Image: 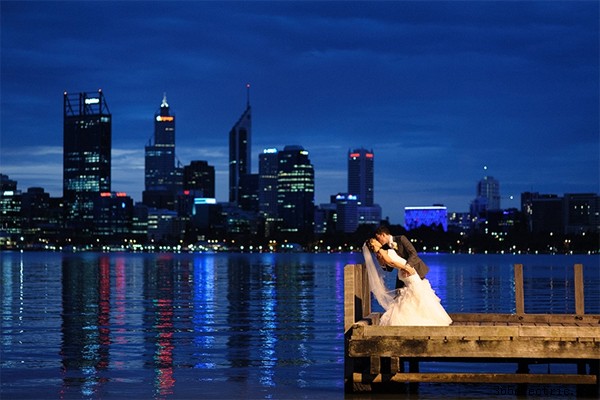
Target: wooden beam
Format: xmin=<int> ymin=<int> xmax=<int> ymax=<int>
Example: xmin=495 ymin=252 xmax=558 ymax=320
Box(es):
xmin=449 ymin=312 xmax=600 ymax=324
xmin=353 ymin=324 xmax=600 ymax=339
xmin=353 ymin=372 xmax=597 ymax=385
xmin=359 ymin=324 xmax=521 ymax=338
xmin=359 ymin=264 xmax=371 ymax=320
xmin=514 ymin=264 xmax=524 ymax=315
xmin=370 ymin=356 xmax=381 ymax=375
xmin=518 ymin=325 xmax=600 ymax=338
xmin=574 ymin=263 xmax=585 ymax=315
xmin=348 ymin=336 xmax=600 ymax=359
xmin=344 ymin=264 xmax=357 ymax=333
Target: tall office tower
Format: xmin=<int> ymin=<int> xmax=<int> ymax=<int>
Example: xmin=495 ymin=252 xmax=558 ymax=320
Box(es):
xmin=143 ymin=94 xmax=182 ymax=210
xmin=183 ymin=160 xmax=215 ymax=198
xmin=277 ymin=145 xmax=315 ymax=236
xmin=63 ymin=90 xmax=111 ymax=235
xmin=258 ymin=148 xmax=279 ymax=237
xmin=348 ymin=148 xmax=374 ymax=206
xmin=470 ymin=175 xmax=501 ymax=218
xmin=229 ymin=85 xmax=252 ymax=204
xmin=477 ymin=175 xmax=501 ymax=211
xmin=258 ymin=148 xmax=279 ymax=218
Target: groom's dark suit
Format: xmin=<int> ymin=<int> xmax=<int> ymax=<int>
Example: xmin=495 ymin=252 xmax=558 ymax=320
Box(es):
xmin=380 ymin=235 xmax=429 ymax=289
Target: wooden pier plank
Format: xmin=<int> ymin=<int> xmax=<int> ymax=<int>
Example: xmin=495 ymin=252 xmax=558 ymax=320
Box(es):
xmin=353 ymin=372 xmax=597 ymax=385
xmin=518 ymin=325 xmax=600 ymax=338
xmin=358 ymin=324 xmax=521 ymax=338
xmin=348 ymin=336 xmax=600 ymax=359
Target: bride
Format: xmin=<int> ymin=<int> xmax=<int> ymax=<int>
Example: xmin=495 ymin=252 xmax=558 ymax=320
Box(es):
xmin=362 ymin=238 xmax=452 ymax=326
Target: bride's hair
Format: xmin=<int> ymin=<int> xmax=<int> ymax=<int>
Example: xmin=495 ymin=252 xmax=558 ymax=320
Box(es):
xmin=364 ymin=238 xmax=377 ymax=253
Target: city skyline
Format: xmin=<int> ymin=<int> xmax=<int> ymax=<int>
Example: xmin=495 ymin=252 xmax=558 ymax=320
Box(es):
xmin=1 ymin=1 xmax=598 ymax=224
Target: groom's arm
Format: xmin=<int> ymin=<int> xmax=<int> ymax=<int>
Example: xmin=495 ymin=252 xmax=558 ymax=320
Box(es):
xmin=397 ymin=235 xmax=430 ymax=278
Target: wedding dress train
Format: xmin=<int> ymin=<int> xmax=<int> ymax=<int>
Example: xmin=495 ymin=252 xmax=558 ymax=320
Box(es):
xmin=379 ymin=272 xmax=452 ymax=326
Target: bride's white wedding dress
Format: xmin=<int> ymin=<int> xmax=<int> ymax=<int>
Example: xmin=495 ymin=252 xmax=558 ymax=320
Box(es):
xmin=362 ymin=244 xmax=452 ymax=327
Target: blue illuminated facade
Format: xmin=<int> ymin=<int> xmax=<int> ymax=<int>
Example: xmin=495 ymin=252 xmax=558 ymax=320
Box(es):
xmin=404 ymin=206 xmax=448 ymax=231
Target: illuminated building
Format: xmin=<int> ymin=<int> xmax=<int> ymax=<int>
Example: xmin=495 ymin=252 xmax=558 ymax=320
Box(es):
xmin=404 ymin=206 xmax=448 ymax=231
xmin=471 ymin=175 xmax=501 ymax=216
xmin=63 ymin=90 xmax=111 ymax=238
xmin=357 ymin=204 xmax=382 ymax=226
xmin=448 ymin=211 xmax=471 ymax=234
xmin=564 ymin=193 xmax=599 ymax=234
xmin=143 ymin=94 xmax=182 ymax=210
xmin=348 ymin=148 xmax=374 ymax=206
xmin=521 ymin=192 xmax=562 ymax=234
xmin=93 ymin=192 xmax=133 ymax=243
xmin=334 ymin=193 xmax=359 ymax=233
xmin=239 ymin=173 xmax=259 ymax=212
xmin=147 ymin=208 xmax=182 ymax=244
xmin=259 ymin=148 xmax=278 ymax=216
xmin=277 ymin=145 xmax=315 ymax=236
xmin=229 ymin=85 xmax=252 ymax=204
xmin=348 ymin=148 xmax=381 ymax=226
xmin=523 ymin=192 xmax=600 ymax=235
xmin=189 ymin=197 xmax=219 ymax=234
xmin=0 ymin=174 xmax=21 ymax=237
xmin=258 ymin=149 xmax=279 ymax=236
xmin=183 ymin=160 xmax=215 ymax=198
xmin=20 ymin=187 xmax=50 ymax=238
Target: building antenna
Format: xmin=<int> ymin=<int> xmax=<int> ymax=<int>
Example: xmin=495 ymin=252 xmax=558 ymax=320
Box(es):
xmin=246 ymin=83 xmax=251 ymax=108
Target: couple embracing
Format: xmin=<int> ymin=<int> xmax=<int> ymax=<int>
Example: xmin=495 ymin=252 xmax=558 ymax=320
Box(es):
xmin=362 ymin=226 xmax=452 ymax=327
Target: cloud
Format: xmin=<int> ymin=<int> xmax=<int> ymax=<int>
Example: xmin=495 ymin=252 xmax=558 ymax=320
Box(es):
xmin=1 ymin=1 xmax=597 ymax=224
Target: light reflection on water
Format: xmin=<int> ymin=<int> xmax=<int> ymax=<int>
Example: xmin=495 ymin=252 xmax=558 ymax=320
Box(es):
xmin=1 ymin=252 xmax=598 ymax=399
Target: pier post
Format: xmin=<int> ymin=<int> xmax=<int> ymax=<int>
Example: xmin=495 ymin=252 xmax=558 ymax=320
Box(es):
xmin=514 ymin=264 xmax=524 ymax=315
xmin=574 ymin=264 xmax=584 ymax=315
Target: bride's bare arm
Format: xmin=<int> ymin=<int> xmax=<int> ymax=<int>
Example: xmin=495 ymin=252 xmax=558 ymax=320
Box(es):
xmin=369 ymin=239 xmax=416 ymax=275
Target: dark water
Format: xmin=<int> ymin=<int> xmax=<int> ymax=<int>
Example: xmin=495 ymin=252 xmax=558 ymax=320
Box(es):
xmin=1 ymin=252 xmax=598 ymax=399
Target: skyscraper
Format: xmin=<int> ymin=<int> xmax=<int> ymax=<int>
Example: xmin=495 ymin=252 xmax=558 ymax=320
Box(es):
xmin=143 ymin=94 xmax=182 ymax=210
xmin=277 ymin=145 xmax=315 ymax=236
xmin=63 ymin=90 xmax=111 ymax=234
xmin=258 ymin=148 xmax=279 ymax=218
xmin=258 ymin=148 xmax=279 ymax=237
xmin=229 ymin=85 xmax=251 ymax=204
xmin=477 ymin=176 xmax=500 ymax=211
xmin=183 ymin=160 xmax=215 ymax=198
xmin=348 ymin=148 xmax=374 ymax=206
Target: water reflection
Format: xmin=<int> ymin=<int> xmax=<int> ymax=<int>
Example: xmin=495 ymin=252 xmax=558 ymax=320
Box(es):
xmin=192 ymin=255 xmax=216 ymax=369
xmin=60 ymin=254 xmax=111 ymax=397
xmin=1 ymin=251 xmax=595 ymax=399
xmin=143 ymin=254 xmax=176 ymax=397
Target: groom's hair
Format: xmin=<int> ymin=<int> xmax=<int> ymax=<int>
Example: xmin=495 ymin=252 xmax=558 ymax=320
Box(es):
xmin=374 ymin=225 xmax=391 ymax=236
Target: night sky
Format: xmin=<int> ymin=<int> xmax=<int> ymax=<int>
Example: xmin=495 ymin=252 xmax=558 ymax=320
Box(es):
xmin=1 ymin=1 xmax=598 ymax=224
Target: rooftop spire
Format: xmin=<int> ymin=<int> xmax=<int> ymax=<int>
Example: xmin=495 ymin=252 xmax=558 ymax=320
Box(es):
xmin=246 ymin=83 xmax=250 ymax=108
xmin=161 ymin=92 xmax=169 ymax=108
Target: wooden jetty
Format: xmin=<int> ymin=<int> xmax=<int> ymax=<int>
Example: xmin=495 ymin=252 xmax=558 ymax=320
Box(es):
xmin=344 ymin=263 xmax=600 ymax=395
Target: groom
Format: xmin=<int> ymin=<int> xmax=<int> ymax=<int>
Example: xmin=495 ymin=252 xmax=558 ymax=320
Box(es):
xmin=374 ymin=225 xmax=430 ymax=289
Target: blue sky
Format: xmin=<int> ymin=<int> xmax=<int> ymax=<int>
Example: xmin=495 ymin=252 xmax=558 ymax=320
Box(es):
xmin=1 ymin=1 xmax=598 ymax=224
